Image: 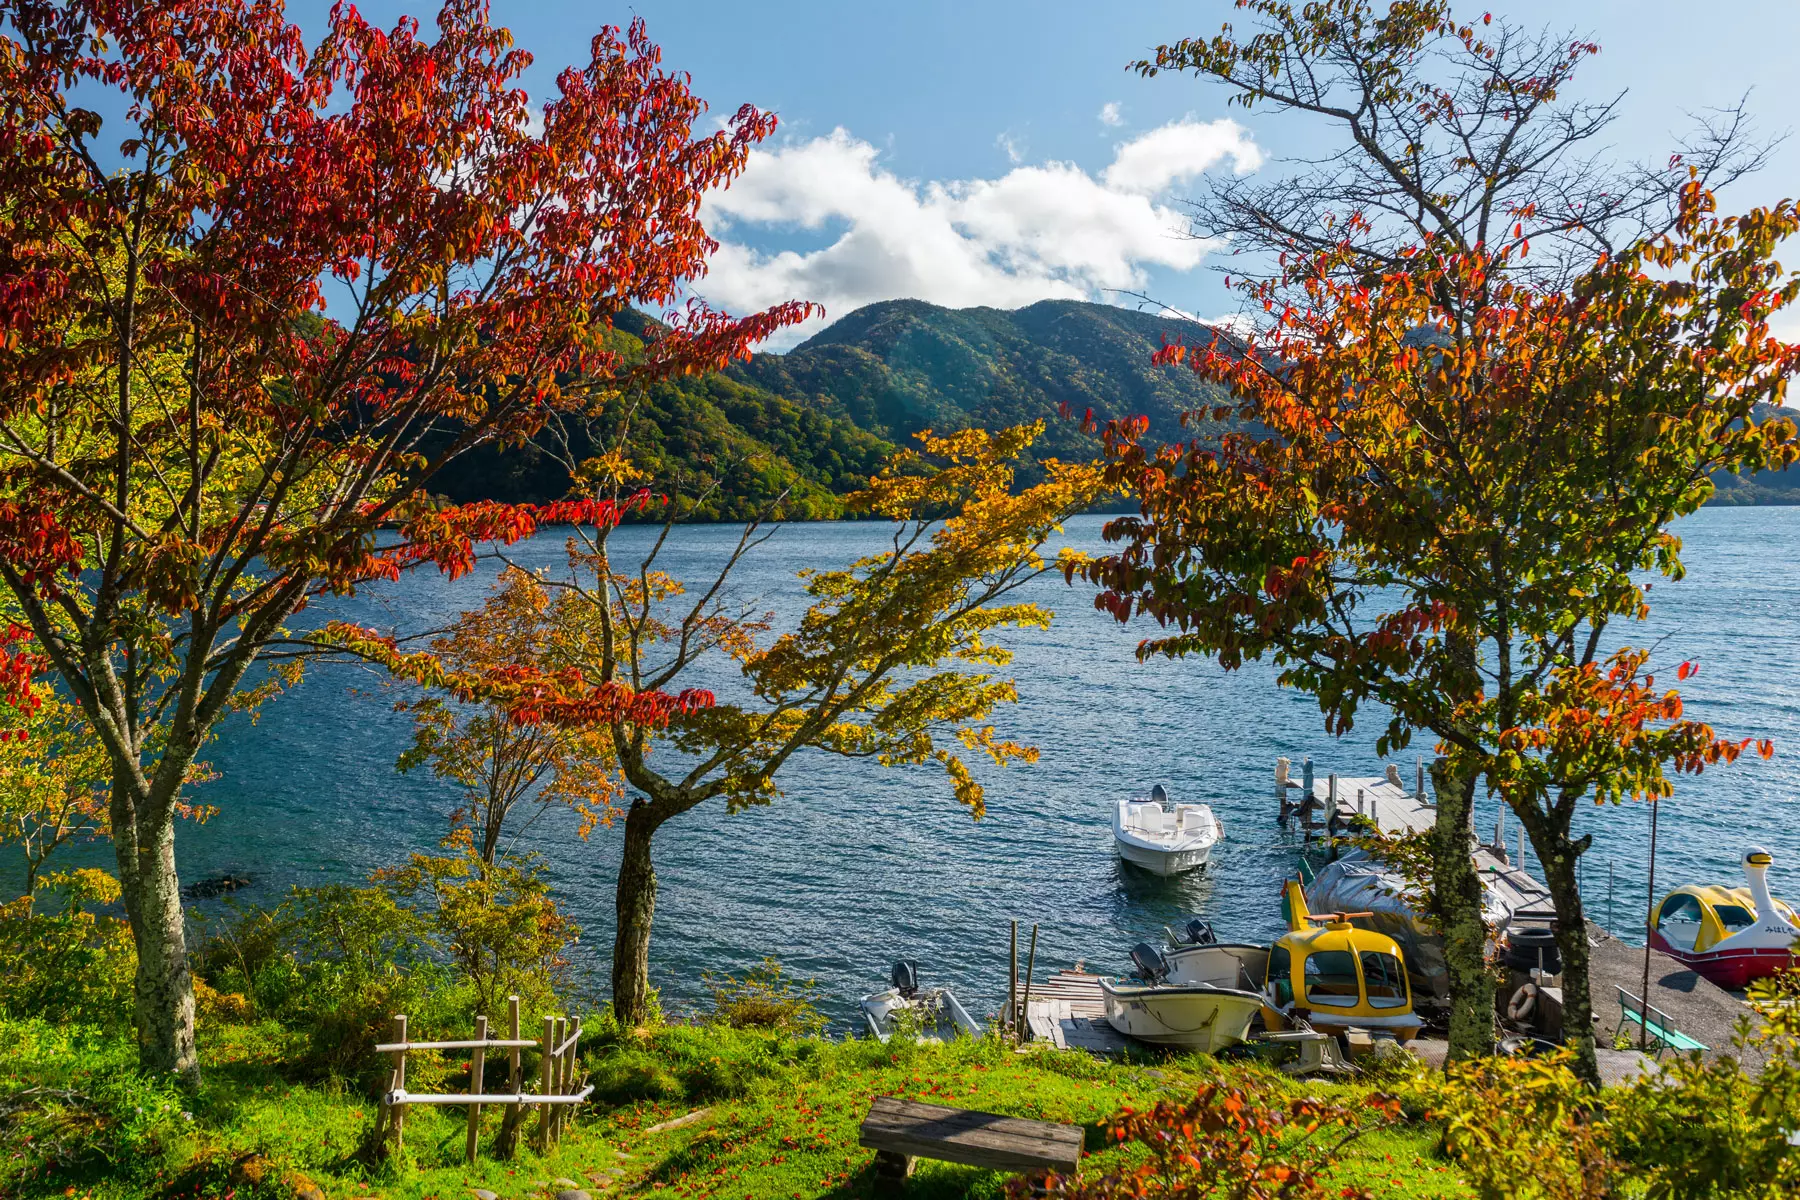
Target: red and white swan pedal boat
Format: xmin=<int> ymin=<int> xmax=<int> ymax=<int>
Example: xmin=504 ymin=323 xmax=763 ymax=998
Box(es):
xmin=1646 ymin=847 xmax=1800 ymax=990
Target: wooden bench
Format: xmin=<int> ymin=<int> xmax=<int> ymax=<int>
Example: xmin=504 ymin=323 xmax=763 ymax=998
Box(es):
xmin=859 ymin=1096 xmax=1082 ymax=1195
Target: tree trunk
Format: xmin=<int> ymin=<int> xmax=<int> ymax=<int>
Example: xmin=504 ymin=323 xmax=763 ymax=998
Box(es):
xmin=610 ymin=802 xmax=661 ymax=1027
xmin=1529 ymin=821 xmax=1601 ymax=1087
xmin=112 ymin=774 xmax=198 ymax=1082
xmin=1430 ymin=759 xmax=1493 ymax=1062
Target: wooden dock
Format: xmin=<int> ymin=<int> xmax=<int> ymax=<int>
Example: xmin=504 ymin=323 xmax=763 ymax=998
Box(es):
xmin=1277 ymin=757 xmax=1436 ymax=838
xmin=1014 ymin=970 xmax=1133 ymax=1057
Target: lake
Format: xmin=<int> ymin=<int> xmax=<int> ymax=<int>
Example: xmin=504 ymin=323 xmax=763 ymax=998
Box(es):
xmin=155 ymin=507 xmax=1800 ymax=1026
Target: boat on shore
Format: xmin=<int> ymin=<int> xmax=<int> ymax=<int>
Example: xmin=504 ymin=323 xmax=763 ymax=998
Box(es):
xmin=1647 ymin=847 xmax=1800 ymax=989
xmin=859 ymin=961 xmax=981 ymax=1043
xmin=1114 ymin=784 xmax=1223 ymax=876
xmin=1260 ymin=882 xmax=1422 ymax=1040
xmin=1099 ymin=943 xmax=1264 ymax=1051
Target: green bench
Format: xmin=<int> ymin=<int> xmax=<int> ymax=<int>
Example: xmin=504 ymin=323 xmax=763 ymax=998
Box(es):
xmin=1614 ymin=986 xmax=1708 ymax=1056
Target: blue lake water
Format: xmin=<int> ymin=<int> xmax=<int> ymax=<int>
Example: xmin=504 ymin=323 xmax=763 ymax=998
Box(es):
xmin=146 ymin=508 xmax=1800 ymax=1025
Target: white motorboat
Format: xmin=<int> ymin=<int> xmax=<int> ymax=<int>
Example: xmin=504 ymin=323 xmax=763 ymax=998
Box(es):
xmin=859 ymin=961 xmax=982 ymax=1043
xmin=1162 ymin=919 xmax=1273 ymax=993
xmin=1114 ymin=784 xmax=1223 ymax=876
xmin=1100 ymin=943 xmax=1263 ymax=1051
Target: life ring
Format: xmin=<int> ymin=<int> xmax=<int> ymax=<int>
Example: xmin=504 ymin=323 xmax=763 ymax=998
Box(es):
xmin=1507 ymin=983 xmax=1539 ymax=1023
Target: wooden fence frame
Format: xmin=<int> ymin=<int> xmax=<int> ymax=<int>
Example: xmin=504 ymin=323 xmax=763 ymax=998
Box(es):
xmin=374 ymin=995 xmax=593 ymax=1162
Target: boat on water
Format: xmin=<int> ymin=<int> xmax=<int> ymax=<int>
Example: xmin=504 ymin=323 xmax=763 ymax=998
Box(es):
xmin=1646 ymin=847 xmax=1800 ymax=989
xmin=1114 ymin=784 xmax=1223 ymax=876
xmin=1100 ymin=942 xmax=1264 ymax=1051
xmin=859 ymin=961 xmax=982 ymax=1043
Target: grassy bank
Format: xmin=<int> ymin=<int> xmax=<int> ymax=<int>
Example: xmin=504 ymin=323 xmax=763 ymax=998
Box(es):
xmin=0 ymin=1018 xmax=1473 ymax=1200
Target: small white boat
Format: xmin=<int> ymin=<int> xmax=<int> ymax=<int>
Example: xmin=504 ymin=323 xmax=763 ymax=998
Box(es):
xmin=1162 ymin=919 xmax=1273 ymax=993
xmin=1100 ymin=943 xmax=1263 ymax=1051
xmin=1114 ymin=784 xmax=1223 ymax=876
xmin=859 ymin=961 xmax=982 ymax=1043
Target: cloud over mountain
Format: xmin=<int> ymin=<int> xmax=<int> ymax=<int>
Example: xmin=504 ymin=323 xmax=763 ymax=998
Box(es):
xmin=697 ymin=117 xmax=1261 ymax=347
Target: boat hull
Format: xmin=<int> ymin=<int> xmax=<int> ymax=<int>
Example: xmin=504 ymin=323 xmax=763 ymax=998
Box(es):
xmin=1100 ymin=980 xmax=1261 ymax=1051
xmin=1116 ymin=837 xmax=1214 ymax=876
xmin=1646 ymin=929 xmax=1800 ymax=990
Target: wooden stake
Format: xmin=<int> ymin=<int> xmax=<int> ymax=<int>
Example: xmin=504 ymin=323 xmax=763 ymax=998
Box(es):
xmin=556 ymin=1015 xmax=582 ymax=1140
xmin=537 ymin=1015 xmax=555 ymax=1152
xmin=1008 ymin=919 xmax=1018 ymax=1038
xmin=503 ymin=995 xmax=522 ymax=1151
xmin=1020 ymin=924 xmax=1039 ymax=1042
xmin=465 ymin=1014 xmax=487 ymax=1164
xmin=386 ymin=1014 xmax=408 ymax=1153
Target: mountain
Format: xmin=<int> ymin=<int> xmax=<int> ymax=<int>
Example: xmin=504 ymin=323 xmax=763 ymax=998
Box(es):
xmin=429 ymin=298 xmax=1237 ymax=515
xmin=734 ymin=298 xmax=1237 ymax=479
xmin=1708 ymin=404 xmax=1800 ymax=505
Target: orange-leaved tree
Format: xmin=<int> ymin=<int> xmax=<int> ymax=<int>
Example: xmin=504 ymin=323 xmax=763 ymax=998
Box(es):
xmin=394 ymin=568 xmax=621 ymax=870
xmin=349 ymin=424 xmax=1104 ymax=1026
xmin=1084 ymin=184 xmax=1797 ymax=1084
xmin=0 ymin=0 xmax=809 ymax=1078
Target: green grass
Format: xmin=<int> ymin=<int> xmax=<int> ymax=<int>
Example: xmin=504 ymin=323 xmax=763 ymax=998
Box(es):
xmin=0 ymin=1018 xmax=1473 ymax=1200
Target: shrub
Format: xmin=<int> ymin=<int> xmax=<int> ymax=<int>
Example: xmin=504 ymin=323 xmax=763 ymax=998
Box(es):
xmin=1413 ymin=1053 xmax=1614 ymax=1200
xmin=703 ymin=957 xmax=827 ymax=1036
xmin=1606 ymin=971 xmax=1800 ymax=1199
xmin=374 ymin=833 xmax=578 ymax=1018
xmin=0 ymin=869 xmax=134 ymax=1028
xmin=1026 ymin=1080 xmax=1397 ymax=1200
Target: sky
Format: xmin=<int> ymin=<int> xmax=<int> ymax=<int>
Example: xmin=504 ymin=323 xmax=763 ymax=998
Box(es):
xmin=297 ymin=1 xmax=1800 ymax=348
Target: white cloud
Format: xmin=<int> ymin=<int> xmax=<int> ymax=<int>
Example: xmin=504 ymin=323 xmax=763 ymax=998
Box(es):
xmin=996 ymin=132 xmax=1025 ymax=165
xmin=1102 ymin=117 xmax=1262 ymax=195
xmin=1098 ymin=101 xmax=1124 ymax=127
xmin=697 ymin=117 xmax=1261 ymax=348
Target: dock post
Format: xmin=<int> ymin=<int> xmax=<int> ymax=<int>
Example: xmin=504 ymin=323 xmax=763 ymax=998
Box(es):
xmin=1356 ymin=788 xmax=1365 ymax=818
xmin=1008 ymin=920 xmax=1019 ymax=1038
xmin=1416 ymin=757 xmax=1426 ymax=803
xmin=1020 ymin=924 xmax=1039 ymax=1042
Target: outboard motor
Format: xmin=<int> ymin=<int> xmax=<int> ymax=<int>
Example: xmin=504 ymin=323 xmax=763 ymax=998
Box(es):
xmin=1150 ymin=782 xmax=1170 ymax=807
xmin=1184 ymin=918 xmax=1217 ymax=946
xmin=1129 ymin=942 xmax=1169 ymax=985
xmin=890 ymin=960 xmax=920 ymax=999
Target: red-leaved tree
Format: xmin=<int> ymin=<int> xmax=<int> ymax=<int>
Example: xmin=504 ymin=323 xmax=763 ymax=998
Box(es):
xmin=0 ymin=0 xmax=810 ymax=1078
xmin=1084 ymin=184 xmax=1797 ymax=1083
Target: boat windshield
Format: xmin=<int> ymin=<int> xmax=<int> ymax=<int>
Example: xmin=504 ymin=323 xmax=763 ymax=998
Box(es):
xmin=1302 ymin=950 xmax=1360 ymax=1007
xmin=1359 ymin=951 xmax=1408 ymax=1008
xmin=1714 ymin=904 xmax=1756 ymax=932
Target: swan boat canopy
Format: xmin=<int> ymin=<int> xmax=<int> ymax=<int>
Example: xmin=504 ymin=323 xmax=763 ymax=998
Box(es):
xmin=1113 ymin=784 xmax=1223 ymax=876
xmin=1647 ymin=847 xmax=1800 ymax=990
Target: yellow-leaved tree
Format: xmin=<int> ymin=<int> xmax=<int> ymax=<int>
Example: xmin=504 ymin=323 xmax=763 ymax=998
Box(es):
xmin=375 ymin=423 xmax=1103 ymax=1024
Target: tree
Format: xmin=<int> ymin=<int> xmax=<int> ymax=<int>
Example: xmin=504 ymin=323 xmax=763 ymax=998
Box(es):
xmin=1110 ymin=0 xmax=1772 ymax=1070
xmin=1083 ymin=185 xmax=1798 ymax=1084
xmin=0 ymin=0 xmax=809 ymax=1078
xmin=1133 ymin=0 xmax=1767 ymax=302
xmin=357 ymin=424 xmax=1102 ymax=1026
xmin=395 ymin=568 xmax=621 ymax=870
xmin=1 ymin=687 xmax=111 ymax=898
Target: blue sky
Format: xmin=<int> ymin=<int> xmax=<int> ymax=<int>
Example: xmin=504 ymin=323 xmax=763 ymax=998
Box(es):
xmin=303 ymin=1 xmax=1800 ymax=347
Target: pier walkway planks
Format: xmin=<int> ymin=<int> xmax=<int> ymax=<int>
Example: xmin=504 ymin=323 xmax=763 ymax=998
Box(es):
xmin=1015 ymin=970 xmax=1133 ymax=1057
